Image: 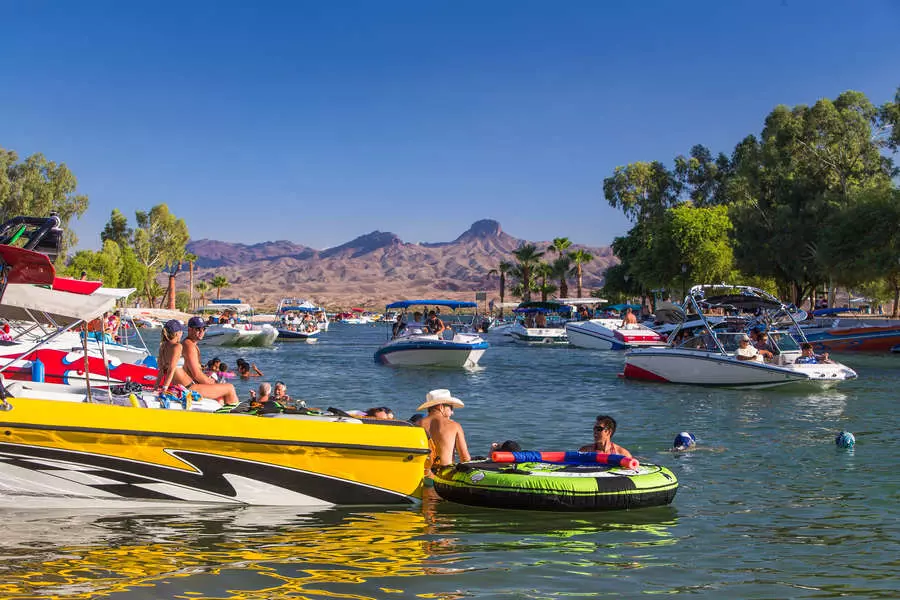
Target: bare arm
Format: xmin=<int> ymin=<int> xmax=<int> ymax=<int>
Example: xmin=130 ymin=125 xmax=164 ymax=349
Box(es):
xmin=159 ymin=344 xmax=182 ymax=389
xmin=182 ymin=341 xmax=214 ymax=384
xmin=455 ymin=424 xmax=471 ymax=463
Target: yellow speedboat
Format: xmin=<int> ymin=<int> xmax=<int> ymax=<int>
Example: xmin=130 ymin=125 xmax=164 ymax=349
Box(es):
xmin=0 ymin=395 xmax=429 ymax=506
xmin=0 ymin=215 xmax=429 ymax=507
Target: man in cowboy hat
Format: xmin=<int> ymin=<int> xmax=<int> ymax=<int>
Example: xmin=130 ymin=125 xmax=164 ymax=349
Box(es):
xmin=418 ymin=389 xmax=470 ymax=471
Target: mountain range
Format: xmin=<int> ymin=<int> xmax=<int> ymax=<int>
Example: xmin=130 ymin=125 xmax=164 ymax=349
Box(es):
xmin=186 ymin=219 xmax=616 ymax=309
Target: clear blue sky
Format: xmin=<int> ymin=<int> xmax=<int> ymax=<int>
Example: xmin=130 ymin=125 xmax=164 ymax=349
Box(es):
xmin=2 ymin=0 xmax=898 ymax=250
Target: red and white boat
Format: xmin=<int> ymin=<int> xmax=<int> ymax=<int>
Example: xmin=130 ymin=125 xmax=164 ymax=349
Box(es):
xmin=566 ymin=318 xmax=666 ymax=350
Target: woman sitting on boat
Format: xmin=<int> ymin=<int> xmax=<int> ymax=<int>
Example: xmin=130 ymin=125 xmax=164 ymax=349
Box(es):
xmin=157 ymin=319 xmax=239 ymax=406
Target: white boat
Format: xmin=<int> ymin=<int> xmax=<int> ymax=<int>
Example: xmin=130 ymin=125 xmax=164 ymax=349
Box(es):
xmin=508 ymin=301 xmax=570 ymax=344
xmin=276 ymin=298 xmax=329 ymax=332
xmin=566 ymin=318 xmax=666 ymax=350
xmin=196 ymin=301 xmax=279 ymax=347
xmin=374 ymin=300 xmax=489 ymax=367
xmin=623 ymin=285 xmax=858 ymax=389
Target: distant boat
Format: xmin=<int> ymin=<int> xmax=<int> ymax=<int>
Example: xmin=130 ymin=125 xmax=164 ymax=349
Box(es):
xmin=196 ymin=300 xmax=279 ymax=347
xmin=795 ymin=308 xmax=900 ymax=352
xmin=374 ymin=299 xmax=488 ymax=367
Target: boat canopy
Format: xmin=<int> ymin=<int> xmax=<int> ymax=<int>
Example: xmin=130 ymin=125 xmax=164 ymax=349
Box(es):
xmin=385 ymin=299 xmax=479 ymax=310
xmin=197 ymin=303 xmax=253 ymax=314
xmin=514 ymin=301 xmax=571 ymax=313
xmin=702 ymin=294 xmax=782 ymax=311
xmin=0 ymin=283 xmax=135 ymax=327
xmin=279 ymin=305 xmax=318 ymax=313
xmin=604 ymin=303 xmax=642 ymax=312
xmin=654 ymin=302 xmax=685 ymax=324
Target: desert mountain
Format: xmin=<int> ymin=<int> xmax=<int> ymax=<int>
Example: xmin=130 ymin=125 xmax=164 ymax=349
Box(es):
xmin=187 ymin=219 xmax=616 ymax=309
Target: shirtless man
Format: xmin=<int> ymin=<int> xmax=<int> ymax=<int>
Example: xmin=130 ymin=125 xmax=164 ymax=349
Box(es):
xmin=578 ymin=415 xmax=632 ymax=457
xmin=418 ymin=389 xmax=470 ymax=471
xmin=180 ymin=317 xmax=240 ymax=405
xmin=621 ymin=307 xmax=638 ymax=328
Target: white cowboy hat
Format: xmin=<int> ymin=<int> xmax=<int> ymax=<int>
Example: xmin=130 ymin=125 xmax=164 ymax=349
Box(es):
xmin=417 ymin=388 xmax=465 ymax=411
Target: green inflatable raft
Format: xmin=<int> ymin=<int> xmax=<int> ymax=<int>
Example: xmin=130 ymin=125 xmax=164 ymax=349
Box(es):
xmin=432 ymin=459 xmax=678 ymax=511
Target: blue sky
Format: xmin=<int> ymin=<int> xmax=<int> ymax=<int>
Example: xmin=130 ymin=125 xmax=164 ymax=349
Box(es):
xmin=2 ymin=0 xmax=899 ymax=250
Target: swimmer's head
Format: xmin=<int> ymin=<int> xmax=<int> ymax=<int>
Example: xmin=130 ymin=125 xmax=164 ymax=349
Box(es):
xmin=673 ymin=431 xmax=696 ymax=450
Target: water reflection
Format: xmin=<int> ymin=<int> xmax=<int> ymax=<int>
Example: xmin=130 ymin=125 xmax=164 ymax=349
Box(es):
xmin=0 ymin=498 xmax=681 ymax=599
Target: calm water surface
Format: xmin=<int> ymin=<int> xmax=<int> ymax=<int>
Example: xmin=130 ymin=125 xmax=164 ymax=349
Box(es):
xmin=1 ymin=324 xmax=897 ymax=598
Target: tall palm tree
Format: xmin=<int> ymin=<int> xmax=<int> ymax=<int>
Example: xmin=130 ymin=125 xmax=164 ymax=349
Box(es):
xmin=209 ymin=275 xmax=230 ymax=300
xmin=550 ymin=255 xmax=572 ymax=299
xmin=487 ymin=260 xmax=514 ymax=317
xmin=568 ymin=249 xmax=594 ymax=299
xmin=548 ymin=237 xmax=572 ymax=256
xmin=194 ymin=281 xmax=209 ymax=309
xmin=512 ymin=244 xmax=545 ymax=303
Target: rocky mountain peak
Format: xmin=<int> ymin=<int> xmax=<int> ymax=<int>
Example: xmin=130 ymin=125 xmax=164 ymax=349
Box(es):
xmin=455 ymin=219 xmax=502 ymax=241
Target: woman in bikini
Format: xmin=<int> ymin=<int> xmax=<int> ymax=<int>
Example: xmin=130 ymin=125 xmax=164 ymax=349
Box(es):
xmin=156 ymin=320 xmax=195 ymax=391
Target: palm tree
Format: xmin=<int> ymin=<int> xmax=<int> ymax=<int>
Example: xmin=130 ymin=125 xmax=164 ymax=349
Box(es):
xmin=487 ymin=261 xmax=514 ymax=318
xmin=148 ymin=281 xmax=167 ymax=309
xmin=194 ymin=281 xmax=209 ymax=308
xmin=209 ymin=275 xmax=230 ymax=300
xmin=512 ymin=244 xmax=545 ymax=303
xmin=548 ymin=237 xmax=572 ymax=256
xmin=535 ymin=262 xmax=553 ymax=301
xmin=550 ymin=255 xmax=572 ymax=299
xmin=568 ymin=249 xmax=594 ymax=299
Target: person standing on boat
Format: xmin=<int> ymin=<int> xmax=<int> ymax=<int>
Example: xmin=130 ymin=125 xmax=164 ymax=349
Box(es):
xmin=425 ymin=310 xmax=446 ymax=337
xmin=620 ymin=307 xmax=638 ymax=329
xmin=181 ymin=317 xmax=240 ymax=406
xmin=392 ymin=313 xmax=407 ymax=339
xmin=579 ymin=415 xmax=632 ymax=458
xmin=418 ymin=389 xmax=470 ymax=471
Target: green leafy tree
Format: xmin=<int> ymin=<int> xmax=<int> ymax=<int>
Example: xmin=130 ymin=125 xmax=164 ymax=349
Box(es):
xmin=100 ymin=209 xmax=132 ymax=246
xmin=132 ymin=204 xmax=190 ymax=307
xmin=654 ymin=204 xmax=734 ymax=292
xmin=175 ymin=291 xmax=191 ymax=313
xmin=210 ymin=275 xmax=230 ymax=300
xmin=603 ymin=161 xmax=678 ymax=223
xmin=820 ymin=188 xmax=900 ymax=316
xmin=535 ymin=262 xmax=553 ymax=301
xmin=0 ymin=147 xmax=89 ymax=258
xmin=119 ymin=246 xmax=148 ymax=292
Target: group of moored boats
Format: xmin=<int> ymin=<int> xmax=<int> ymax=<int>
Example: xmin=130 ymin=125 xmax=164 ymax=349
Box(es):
xmin=0 ymin=213 xmax=887 ymax=514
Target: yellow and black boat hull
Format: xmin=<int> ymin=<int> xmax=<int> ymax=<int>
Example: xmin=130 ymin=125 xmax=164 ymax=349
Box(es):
xmin=0 ymin=397 xmax=429 ymax=506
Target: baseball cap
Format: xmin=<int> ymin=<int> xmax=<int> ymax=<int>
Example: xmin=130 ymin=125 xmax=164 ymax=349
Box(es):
xmin=163 ymin=319 xmax=183 ymax=333
xmin=187 ymin=316 xmax=207 ymax=329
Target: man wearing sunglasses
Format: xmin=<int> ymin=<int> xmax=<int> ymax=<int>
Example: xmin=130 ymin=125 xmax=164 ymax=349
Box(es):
xmin=579 ymin=415 xmax=632 ymax=457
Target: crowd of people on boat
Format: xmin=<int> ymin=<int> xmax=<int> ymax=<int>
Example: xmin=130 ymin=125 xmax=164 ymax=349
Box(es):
xmin=280 ymin=311 xmax=322 ymax=333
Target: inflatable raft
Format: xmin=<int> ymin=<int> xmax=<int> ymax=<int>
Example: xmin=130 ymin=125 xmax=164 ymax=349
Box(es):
xmin=432 ymin=451 xmax=678 ymax=511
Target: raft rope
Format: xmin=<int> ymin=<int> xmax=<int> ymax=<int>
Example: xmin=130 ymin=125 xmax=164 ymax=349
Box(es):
xmin=491 ymin=451 xmax=640 ymax=470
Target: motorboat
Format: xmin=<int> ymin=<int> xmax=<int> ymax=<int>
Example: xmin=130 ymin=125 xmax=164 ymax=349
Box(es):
xmin=374 ymin=300 xmax=488 ymax=367
xmin=196 ymin=300 xmax=279 ymax=346
xmin=508 ymin=301 xmax=571 ymax=344
xmin=623 ymin=284 xmax=858 ymax=389
xmin=793 ymin=308 xmax=900 ymax=352
xmin=274 ymin=298 xmax=324 ymax=342
xmin=566 ymin=318 xmax=666 ymax=350
xmin=0 ymin=215 xmax=429 ymax=507
xmin=276 ymin=298 xmax=329 ymax=332
xmin=338 ymin=308 xmax=373 ymax=325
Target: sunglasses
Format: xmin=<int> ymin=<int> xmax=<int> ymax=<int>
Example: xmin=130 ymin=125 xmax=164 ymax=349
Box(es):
xmin=593 ymin=425 xmax=609 ymax=432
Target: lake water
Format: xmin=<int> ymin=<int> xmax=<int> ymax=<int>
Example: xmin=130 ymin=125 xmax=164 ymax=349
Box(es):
xmin=1 ymin=323 xmax=897 ymax=599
